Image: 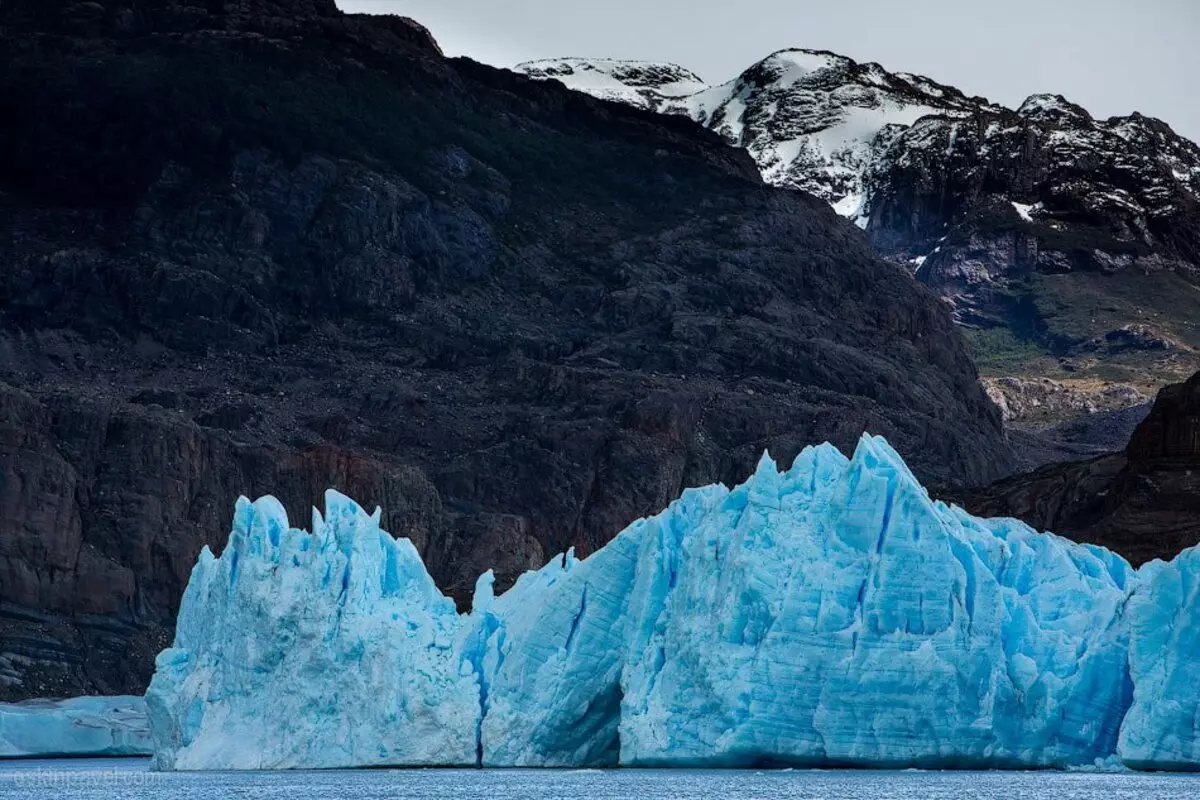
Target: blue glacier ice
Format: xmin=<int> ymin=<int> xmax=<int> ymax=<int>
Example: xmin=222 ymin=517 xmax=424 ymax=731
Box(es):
xmin=0 ymin=697 xmax=151 ymax=758
xmin=1118 ymin=548 xmax=1200 ymax=771
xmin=613 ymin=441 xmax=1135 ymax=768
xmin=147 ymin=494 xmax=479 ymax=770
xmin=146 ymin=434 xmax=1199 ymax=771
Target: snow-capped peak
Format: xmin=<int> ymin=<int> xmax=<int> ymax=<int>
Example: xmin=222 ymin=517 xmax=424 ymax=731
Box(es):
xmin=1017 ymin=93 xmax=1092 ymax=122
xmin=516 ymin=49 xmax=992 ymax=222
xmin=515 ymin=47 xmax=1200 ymax=369
xmin=747 ymin=48 xmax=854 ymax=83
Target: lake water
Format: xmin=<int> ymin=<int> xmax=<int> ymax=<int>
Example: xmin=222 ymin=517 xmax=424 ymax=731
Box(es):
xmin=2 ymin=758 xmax=1198 ymax=799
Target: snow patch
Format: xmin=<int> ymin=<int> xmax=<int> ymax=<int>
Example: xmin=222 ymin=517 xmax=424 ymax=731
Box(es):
xmin=1011 ymin=201 xmax=1041 ymax=222
xmin=513 ymin=58 xmax=708 ymax=109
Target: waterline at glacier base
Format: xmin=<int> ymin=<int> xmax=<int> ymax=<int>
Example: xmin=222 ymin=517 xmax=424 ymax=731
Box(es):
xmin=145 ymin=435 xmax=1199 ymax=771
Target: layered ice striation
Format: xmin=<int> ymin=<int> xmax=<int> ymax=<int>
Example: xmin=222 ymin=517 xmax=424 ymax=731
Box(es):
xmin=0 ymin=696 xmax=151 ymax=758
xmin=146 ymin=435 xmax=1198 ymax=771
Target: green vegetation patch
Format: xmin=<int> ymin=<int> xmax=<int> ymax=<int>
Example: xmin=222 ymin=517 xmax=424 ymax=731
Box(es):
xmin=1031 ymin=269 xmax=1200 ymax=352
xmin=961 ymin=326 xmax=1055 ymax=376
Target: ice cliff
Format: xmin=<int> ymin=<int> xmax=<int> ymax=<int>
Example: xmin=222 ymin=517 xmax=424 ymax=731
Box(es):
xmin=1119 ymin=547 xmax=1200 ymax=770
xmin=146 ymin=435 xmax=1197 ymax=771
xmin=147 ymin=495 xmax=479 ymax=769
xmin=0 ymin=697 xmax=151 ymax=758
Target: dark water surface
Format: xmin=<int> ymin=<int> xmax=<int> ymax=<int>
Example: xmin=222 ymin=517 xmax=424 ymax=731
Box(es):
xmin=1 ymin=758 xmax=1196 ymax=799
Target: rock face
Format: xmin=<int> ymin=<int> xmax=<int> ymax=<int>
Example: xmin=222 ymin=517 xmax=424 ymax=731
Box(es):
xmin=0 ymin=0 xmax=337 ymax=36
xmin=0 ymin=6 xmax=1011 ymax=698
xmin=516 ymin=53 xmax=1200 ymax=388
xmin=984 ymin=377 xmax=1148 ymax=428
xmin=960 ymin=372 xmax=1200 ymax=565
xmin=1126 ymin=373 xmax=1200 ymax=462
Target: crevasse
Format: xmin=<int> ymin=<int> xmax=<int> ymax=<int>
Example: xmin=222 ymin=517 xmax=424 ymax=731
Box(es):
xmin=145 ymin=435 xmax=1197 ymax=771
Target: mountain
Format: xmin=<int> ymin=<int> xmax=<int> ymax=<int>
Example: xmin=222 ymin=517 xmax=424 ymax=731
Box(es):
xmin=0 ymin=1 xmax=1012 ymax=700
xmin=958 ymin=370 xmax=1200 ymax=566
xmin=517 ymin=52 xmax=998 ymax=219
xmin=516 ymin=52 xmax=1200 ymax=400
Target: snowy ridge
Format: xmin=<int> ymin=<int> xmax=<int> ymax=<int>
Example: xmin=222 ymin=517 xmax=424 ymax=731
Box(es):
xmin=514 ymin=58 xmax=708 ymax=109
xmin=878 ymin=97 xmax=1200 ymax=230
xmin=147 ymin=435 xmax=1198 ymax=771
xmin=513 ymin=50 xmax=1200 ymax=274
xmin=877 ymin=98 xmax=1200 ymax=332
xmin=515 ymin=49 xmax=999 ymax=224
xmin=668 ymin=50 xmax=997 ymax=226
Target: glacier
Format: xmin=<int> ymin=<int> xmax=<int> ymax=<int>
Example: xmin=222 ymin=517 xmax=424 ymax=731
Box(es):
xmin=147 ymin=494 xmax=479 ymax=770
xmin=1118 ymin=548 xmax=1200 ymax=771
xmin=146 ymin=434 xmax=1199 ymax=771
xmin=0 ymin=697 xmax=151 ymax=758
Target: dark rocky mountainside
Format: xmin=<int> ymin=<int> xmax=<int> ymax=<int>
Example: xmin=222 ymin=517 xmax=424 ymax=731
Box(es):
xmin=882 ymin=97 xmax=1200 ymax=390
xmin=0 ymin=2 xmax=1012 ymax=698
xmin=518 ymin=53 xmax=1200 ymax=404
xmin=959 ymin=371 xmax=1200 ymax=566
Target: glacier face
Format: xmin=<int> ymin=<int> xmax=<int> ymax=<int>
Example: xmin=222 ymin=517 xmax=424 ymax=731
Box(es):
xmin=147 ymin=494 xmax=479 ymax=770
xmin=147 ymin=435 xmax=1197 ymax=771
xmin=616 ymin=441 xmax=1135 ymax=768
xmin=1119 ymin=549 xmax=1200 ymax=771
xmin=0 ymin=696 xmax=151 ymax=758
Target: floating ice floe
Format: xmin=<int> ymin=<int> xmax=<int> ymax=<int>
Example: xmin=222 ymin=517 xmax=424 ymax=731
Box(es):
xmin=0 ymin=696 xmax=151 ymax=759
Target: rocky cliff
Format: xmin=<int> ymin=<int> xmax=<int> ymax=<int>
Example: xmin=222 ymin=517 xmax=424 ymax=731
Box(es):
xmin=0 ymin=2 xmax=1012 ymax=698
xmin=960 ymin=372 xmax=1200 ymax=565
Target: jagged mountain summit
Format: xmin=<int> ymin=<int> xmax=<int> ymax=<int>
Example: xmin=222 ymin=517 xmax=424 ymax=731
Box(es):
xmin=518 ymin=51 xmax=999 ymax=220
xmin=516 ymin=52 xmax=1200 ymax=393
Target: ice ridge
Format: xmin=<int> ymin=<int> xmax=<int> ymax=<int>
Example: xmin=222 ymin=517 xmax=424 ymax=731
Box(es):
xmin=146 ymin=434 xmax=1194 ymax=771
